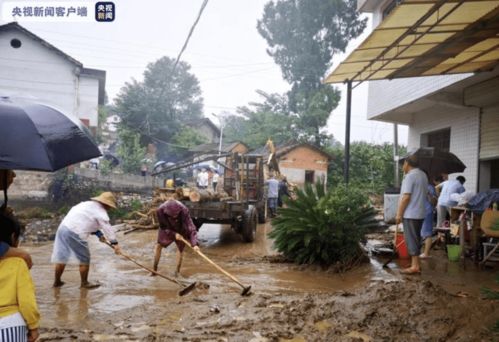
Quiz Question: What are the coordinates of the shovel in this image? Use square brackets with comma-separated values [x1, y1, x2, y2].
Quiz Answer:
[176, 235, 252, 296]
[103, 241, 196, 296]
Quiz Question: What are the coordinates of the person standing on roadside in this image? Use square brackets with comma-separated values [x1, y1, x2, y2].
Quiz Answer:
[212, 170, 219, 192]
[420, 175, 441, 258]
[278, 176, 290, 208]
[396, 154, 428, 274]
[266, 174, 279, 217]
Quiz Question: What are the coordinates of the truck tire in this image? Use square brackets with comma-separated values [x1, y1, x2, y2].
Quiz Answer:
[192, 218, 204, 231]
[258, 201, 267, 223]
[242, 207, 257, 242]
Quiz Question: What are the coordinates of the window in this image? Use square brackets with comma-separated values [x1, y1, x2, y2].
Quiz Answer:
[305, 170, 315, 184]
[10, 38, 22, 48]
[421, 128, 451, 152]
[491, 159, 499, 189]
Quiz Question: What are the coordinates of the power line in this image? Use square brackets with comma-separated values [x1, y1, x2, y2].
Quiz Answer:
[172, 0, 209, 73]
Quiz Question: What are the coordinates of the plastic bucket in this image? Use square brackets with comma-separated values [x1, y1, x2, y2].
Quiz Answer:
[447, 244, 462, 262]
[395, 234, 410, 259]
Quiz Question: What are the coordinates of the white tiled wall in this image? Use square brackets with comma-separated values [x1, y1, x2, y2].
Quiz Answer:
[367, 75, 471, 119]
[365, 0, 472, 120]
[407, 108, 480, 192]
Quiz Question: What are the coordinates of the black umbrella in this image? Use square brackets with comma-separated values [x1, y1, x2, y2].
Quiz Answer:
[0, 97, 101, 171]
[0, 97, 101, 209]
[401, 147, 466, 178]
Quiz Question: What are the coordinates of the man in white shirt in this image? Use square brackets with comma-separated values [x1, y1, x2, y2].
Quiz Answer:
[197, 168, 209, 189]
[266, 174, 280, 217]
[51, 192, 122, 289]
[212, 170, 219, 191]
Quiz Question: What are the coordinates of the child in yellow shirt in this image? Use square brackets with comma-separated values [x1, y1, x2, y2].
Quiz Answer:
[0, 213, 40, 342]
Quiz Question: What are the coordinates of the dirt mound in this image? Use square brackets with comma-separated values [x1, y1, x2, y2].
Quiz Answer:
[39, 278, 497, 341]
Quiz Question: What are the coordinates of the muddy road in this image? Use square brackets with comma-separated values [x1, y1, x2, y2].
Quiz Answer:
[23, 222, 498, 341]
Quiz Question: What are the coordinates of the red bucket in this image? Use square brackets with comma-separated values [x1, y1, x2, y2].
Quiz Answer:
[395, 234, 410, 259]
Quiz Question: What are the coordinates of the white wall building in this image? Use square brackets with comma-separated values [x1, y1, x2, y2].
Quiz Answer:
[0, 22, 105, 132]
[358, 0, 499, 193]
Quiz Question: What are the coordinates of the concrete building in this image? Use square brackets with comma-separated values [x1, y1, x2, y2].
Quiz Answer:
[186, 118, 221, 144]
[327, 0, 499, 193]
[0, 22, 105, 132]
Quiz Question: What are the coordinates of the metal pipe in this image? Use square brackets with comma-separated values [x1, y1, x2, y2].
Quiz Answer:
[394, 124, 400, 188]
[344, 80, 352, 185]
[246, 155, 250, 206]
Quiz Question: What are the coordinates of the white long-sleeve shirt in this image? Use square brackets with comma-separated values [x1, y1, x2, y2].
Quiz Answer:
[197, 171, 209, 187]
[60, 201, 117, 242]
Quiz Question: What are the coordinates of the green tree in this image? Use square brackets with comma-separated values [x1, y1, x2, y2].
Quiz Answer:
[326, 142, 407, 193]
[115, 56, 203, 147]
[96, 106, 107, 144]
[116, 127, 146, 174]
[257, 0, 366, 145]
[223, 90, 297, 149]
[169, 125, 208, 156]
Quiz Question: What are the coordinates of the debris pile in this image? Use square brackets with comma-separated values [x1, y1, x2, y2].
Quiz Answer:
[123, 187, 232, 233]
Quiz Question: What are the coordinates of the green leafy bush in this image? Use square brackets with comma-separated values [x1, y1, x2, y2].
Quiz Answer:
[269, 182, 378, 266]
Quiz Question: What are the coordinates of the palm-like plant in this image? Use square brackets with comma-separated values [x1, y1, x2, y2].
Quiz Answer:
[269, 182, 378, 266]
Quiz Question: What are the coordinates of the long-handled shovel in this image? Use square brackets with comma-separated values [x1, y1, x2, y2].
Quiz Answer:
[382, 224, 402, 268]
[103, 241, 196, 296]
[176, 235, 252, 296]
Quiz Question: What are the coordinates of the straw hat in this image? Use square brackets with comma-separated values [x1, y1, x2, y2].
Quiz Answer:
[91, 192, 117, 209]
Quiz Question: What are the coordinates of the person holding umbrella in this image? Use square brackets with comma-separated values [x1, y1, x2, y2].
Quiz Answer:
[51, 192, 122, 289]
[0, 169, 33, 269]
[396, 154, 428, 274]
[152, 199, 200, 277]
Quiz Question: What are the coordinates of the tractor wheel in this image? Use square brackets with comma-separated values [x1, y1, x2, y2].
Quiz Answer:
[242, 206, 257, 242]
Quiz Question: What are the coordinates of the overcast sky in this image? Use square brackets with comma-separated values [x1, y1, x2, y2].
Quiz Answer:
[1, 0, 407, 145]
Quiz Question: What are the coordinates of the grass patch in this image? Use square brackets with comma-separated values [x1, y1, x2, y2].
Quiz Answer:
[16, 207, 54, 220]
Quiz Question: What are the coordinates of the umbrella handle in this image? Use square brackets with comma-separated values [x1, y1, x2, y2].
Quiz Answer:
[1, 172, 8, 212]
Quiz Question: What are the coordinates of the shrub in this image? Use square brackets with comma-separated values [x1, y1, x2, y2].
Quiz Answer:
[268, 182, 378, 267]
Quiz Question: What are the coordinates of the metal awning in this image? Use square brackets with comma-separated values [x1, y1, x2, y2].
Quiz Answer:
[325, 0, 499, 84]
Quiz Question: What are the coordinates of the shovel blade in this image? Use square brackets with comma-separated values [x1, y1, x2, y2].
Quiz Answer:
[178, 282, 197, 296]
[241, 286, 252, 296]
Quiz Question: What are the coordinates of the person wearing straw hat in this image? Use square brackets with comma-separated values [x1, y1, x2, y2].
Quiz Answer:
[51, 192, 122, 289]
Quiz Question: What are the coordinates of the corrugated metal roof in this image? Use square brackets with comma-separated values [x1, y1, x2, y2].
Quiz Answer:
[325, 0, 499, 83]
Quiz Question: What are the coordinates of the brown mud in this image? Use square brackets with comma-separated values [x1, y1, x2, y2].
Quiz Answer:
[22, 222, 498, 341]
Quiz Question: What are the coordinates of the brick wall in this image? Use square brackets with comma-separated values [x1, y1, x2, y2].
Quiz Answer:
[8, 169, 154, 201]
[278, 146, 329, 186]
[8, 171, 54, 200]
[407, 107, 480, 191]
